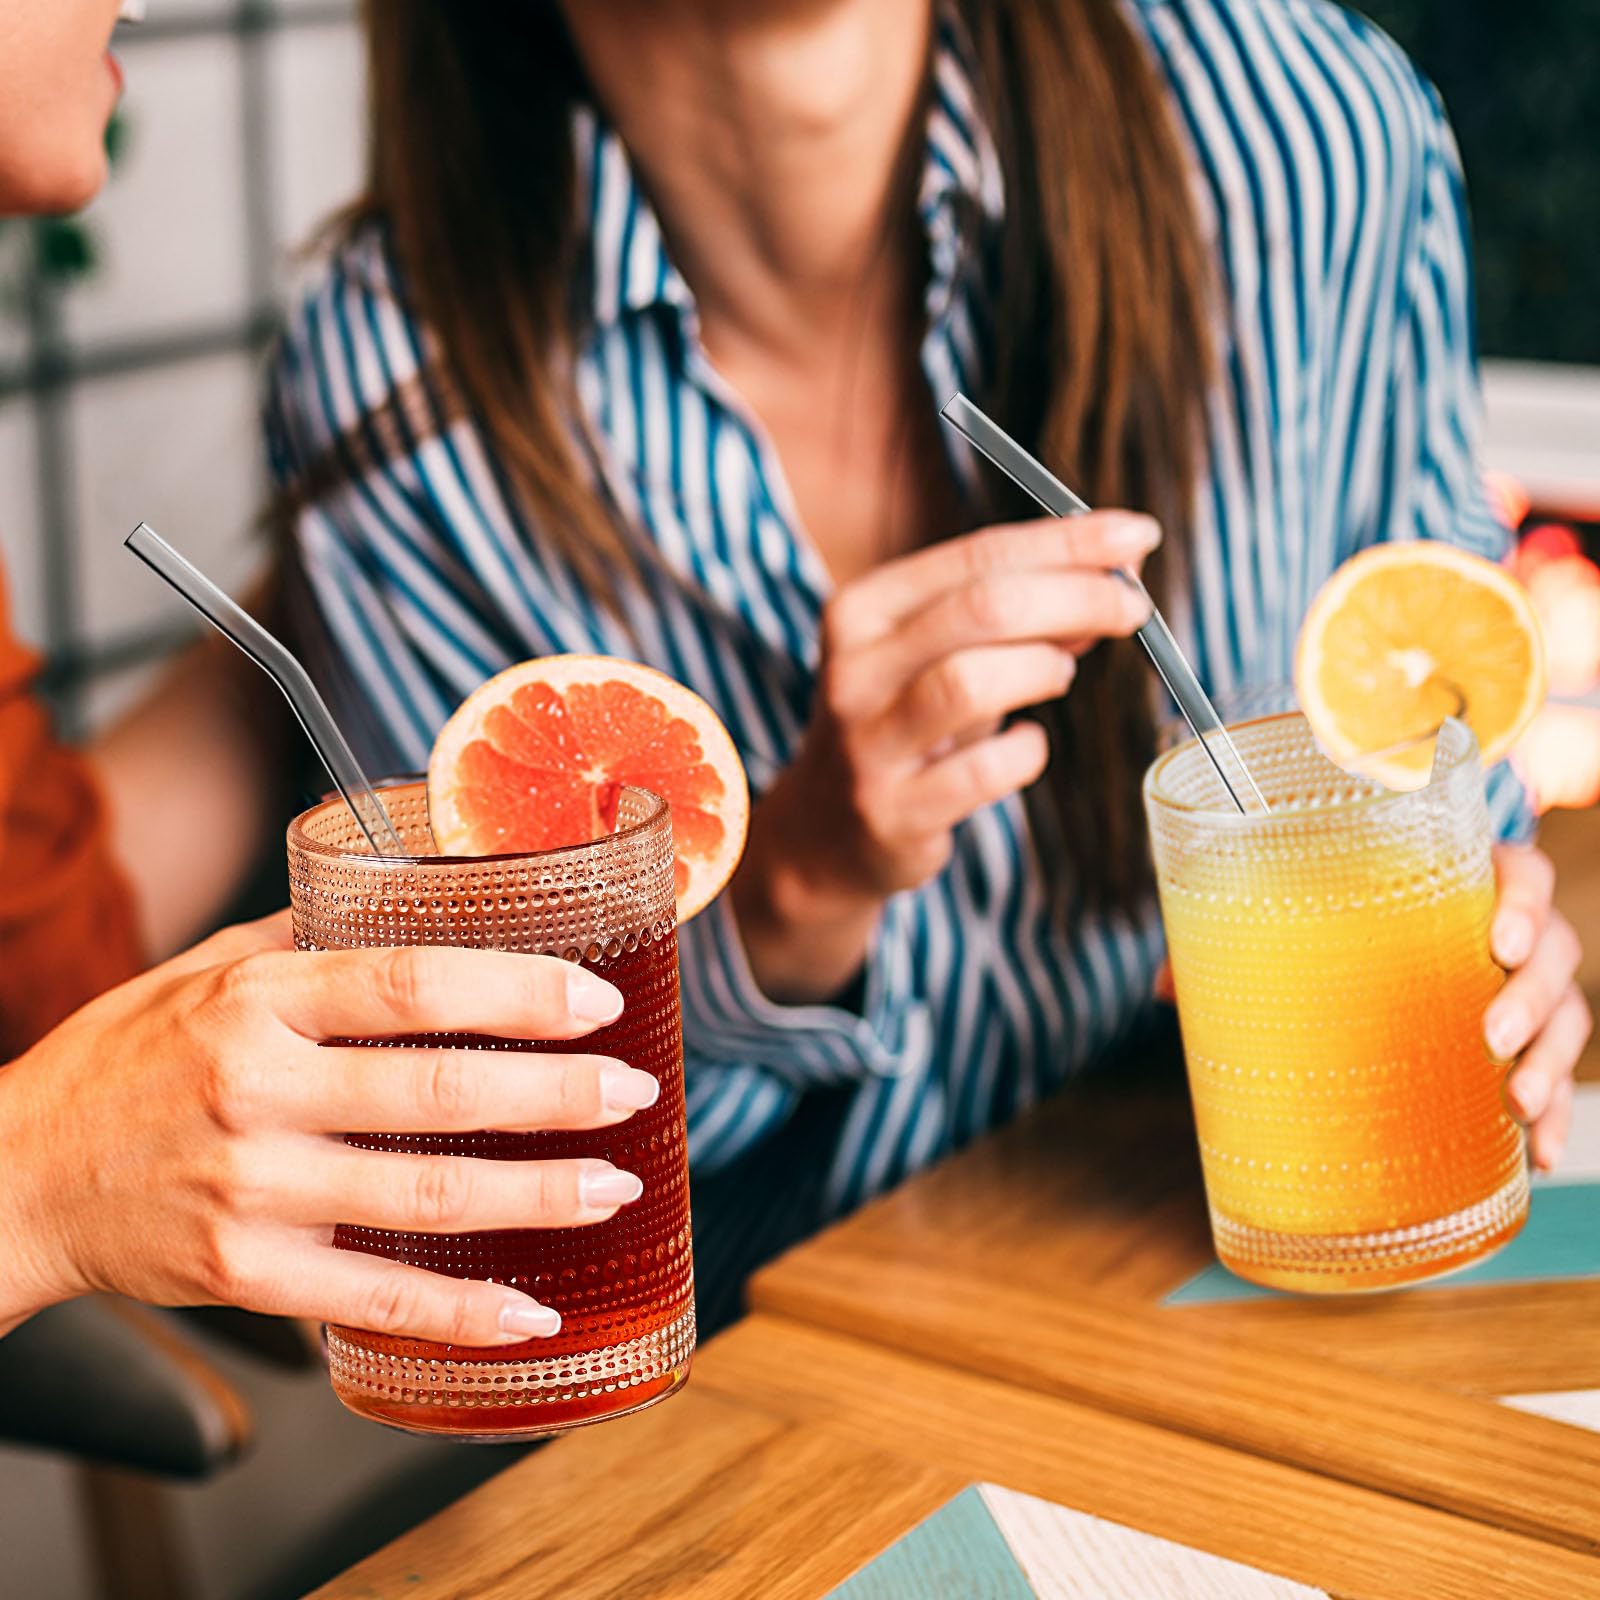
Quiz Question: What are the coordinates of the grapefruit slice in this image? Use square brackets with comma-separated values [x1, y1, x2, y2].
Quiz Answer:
[1294, 542, 1547, 790]
[427, 655, 749, 922]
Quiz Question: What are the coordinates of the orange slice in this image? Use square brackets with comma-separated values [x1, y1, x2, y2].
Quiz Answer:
[427, 655, 749, 922]
[1294, 542, 1547, 790]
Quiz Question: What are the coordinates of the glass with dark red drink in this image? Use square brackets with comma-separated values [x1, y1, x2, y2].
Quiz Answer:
[287, 780, 692, 1438]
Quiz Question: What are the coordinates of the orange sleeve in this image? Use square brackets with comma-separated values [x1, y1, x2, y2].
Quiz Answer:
[0, 567, 146, 1060]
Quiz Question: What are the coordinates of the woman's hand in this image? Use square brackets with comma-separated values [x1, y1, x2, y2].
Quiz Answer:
[0, 912, 658, 1342]
[733, 513, 1159, 1002]
[1486, 843, 1592, 1171]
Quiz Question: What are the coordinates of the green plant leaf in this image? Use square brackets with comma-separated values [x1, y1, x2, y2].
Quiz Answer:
[104, 109, 128, 165]
[37, 219, 98, 281]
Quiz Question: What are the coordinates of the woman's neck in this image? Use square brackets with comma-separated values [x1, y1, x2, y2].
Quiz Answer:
[559, 0, 934, 368]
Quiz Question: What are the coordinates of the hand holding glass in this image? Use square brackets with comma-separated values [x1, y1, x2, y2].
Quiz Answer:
[288, 780, 694, 1437]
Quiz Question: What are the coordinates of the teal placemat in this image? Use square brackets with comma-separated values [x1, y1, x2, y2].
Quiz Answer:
[826, 1482, 1330, 1596]
[1165, 1181, 1600, 1305]
[828, 1486, 1036, 1599]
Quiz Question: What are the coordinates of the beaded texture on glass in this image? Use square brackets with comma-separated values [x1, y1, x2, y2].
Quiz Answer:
[1145, 715, 1528, 1290]
[286, 783, 694, 1431]
[288, 784, 675, 963]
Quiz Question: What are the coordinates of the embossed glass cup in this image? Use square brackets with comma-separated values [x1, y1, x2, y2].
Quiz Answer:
[287, 780, 694, 1437]
[1144, 712, 1529, 1292]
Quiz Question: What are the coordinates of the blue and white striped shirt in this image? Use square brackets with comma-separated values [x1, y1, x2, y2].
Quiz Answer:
[264, 0, 1531, 1216]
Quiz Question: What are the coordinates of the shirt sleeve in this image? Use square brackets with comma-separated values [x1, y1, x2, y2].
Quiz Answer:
[679, 888, 936, 1063]
[1360, 82, 1535, 845]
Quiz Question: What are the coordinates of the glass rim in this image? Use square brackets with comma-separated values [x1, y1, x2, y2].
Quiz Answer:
[1143, 709, 1480, 827]
[286, 775, 671, 870]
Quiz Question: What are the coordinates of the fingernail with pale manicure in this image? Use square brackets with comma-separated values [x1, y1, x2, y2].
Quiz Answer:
[1537, 1134, 1565, 1172]
[498, 1298, 561, 1339]
[582, 1167, 644, 1208]
[1508, 1069, 1548, 1122]
[1112, 516, 1161, 554]
[1487, 1005, 1525, 1062]
[1493, 911, 1533, 967]
[601, 1064, 660, 1113]
[567, 967, 624, 1024]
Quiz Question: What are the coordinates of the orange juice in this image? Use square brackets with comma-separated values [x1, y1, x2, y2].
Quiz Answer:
[1146, 712, 1529, 1293]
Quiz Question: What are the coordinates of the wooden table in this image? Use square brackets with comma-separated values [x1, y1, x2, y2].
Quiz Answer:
[313, 1315, 1600, 1599]
[752, 1073, 1600, 1561]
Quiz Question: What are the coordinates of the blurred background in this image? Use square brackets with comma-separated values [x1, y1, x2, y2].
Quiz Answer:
[0, 3, 1595, 1598]
[1, 0, 1595, 771]
[0, 0, 363, 738]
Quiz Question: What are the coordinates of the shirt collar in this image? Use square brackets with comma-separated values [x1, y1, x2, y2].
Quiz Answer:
[572, 103, 698, 330]
[920, 9, 1007, 325]
[573, 8, 1006, 334]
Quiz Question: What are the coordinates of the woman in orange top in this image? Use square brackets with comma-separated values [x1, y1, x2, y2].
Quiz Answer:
[0, 568, 144, 1057]
[0, 0, 663, 1350]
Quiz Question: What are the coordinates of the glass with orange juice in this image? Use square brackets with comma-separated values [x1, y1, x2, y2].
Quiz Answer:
[1145, 710, 1529, 1292]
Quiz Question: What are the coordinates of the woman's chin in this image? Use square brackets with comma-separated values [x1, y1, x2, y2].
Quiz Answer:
[0, 142, 110, 218]
[57, 142, 111, 213]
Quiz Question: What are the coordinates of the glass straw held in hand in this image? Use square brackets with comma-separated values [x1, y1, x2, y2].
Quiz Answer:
[125, 522, 406, 857]
[939, 394, 1270, 818]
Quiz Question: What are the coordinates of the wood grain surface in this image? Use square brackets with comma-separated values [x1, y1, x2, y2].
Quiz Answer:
[750, 1061, 1600, 1378]
[313, 1316, 1600, 1600]
[752, 1249, 1600, 1555]
[310, 1383, 948, 1600]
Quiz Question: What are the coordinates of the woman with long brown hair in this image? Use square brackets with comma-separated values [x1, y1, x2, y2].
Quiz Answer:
[267, 0, 1589, 1322]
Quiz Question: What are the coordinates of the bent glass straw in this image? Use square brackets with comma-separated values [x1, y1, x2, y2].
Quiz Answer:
[939, 394, 1271, 818]
[125, 522, 407, 857]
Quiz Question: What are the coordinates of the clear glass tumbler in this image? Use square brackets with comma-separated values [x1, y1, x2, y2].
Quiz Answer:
[1144, 712, 1529, 1292]
[287, 780, 693, 1436]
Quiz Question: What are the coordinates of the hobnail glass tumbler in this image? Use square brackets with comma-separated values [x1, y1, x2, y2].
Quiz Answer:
[287, 780, 693, 1437]
[1144, 712, 1528, 1293]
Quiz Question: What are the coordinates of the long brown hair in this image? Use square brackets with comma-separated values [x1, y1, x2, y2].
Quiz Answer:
[358, 0, 1212, 911]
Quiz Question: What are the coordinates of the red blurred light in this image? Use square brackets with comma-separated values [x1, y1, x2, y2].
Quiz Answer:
[1511, 522, 1585, 579]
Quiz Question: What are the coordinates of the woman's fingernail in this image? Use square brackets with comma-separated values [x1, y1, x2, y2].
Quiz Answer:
[1112, 516, 1162, 555]
[1486, 1005, 1526, 1061]
[567, 967, 624, 1024]
[1508, 1069, 1549, 1122]
[601, 1064, 660, 1113]
[498, 1298, 561, 1339]
[1492, 911, 1533, 967]
[1537, 1133, 1566, 1172]
[582, 1167, 644, 1208]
